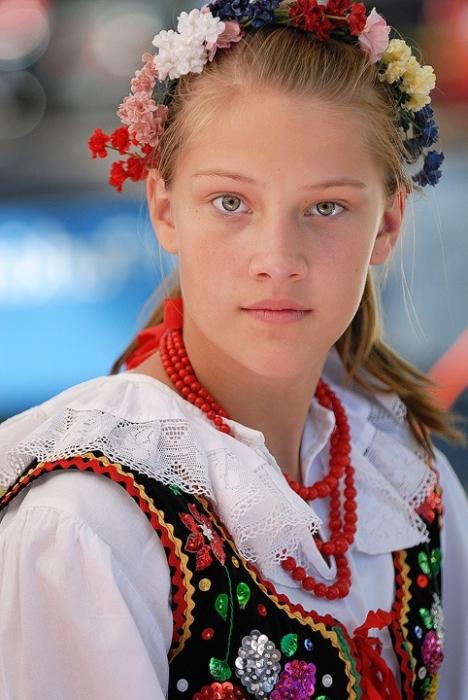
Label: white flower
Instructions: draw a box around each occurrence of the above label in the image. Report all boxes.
[177,8,225,45]
[152,8,225,81]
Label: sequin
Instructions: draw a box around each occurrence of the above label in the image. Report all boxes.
[304,638,314,652]
[315,697,331,700]
[419,607,434,629]
[199,578,212,592]
[232,556,240,568]
[418,552,431,575]
[210,658,232,682]
[431,593,445,642]
[417,667,427,680]
[177,678,189,692]
[215,593,229,621]
[430,547,441,574]
[193,682,248,700]
[321,674,333,688]
[257,604,267,617]
[280,633,298,658]
[235,630,281,699]
[237,582,251,610]
[270,660,316,700]
[202,628,215,641]
[414,626,423,639]
[417,574,428,588]
[422,630,444,675]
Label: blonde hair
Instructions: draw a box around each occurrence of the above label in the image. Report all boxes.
[112,26,464,453]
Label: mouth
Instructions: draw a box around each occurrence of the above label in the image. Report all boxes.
[241,307,312,325]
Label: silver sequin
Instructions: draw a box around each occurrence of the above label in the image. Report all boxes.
[322,674,333,688]
[176,678,189,692]
[418,667,427,680]
[431,593,445,643]
[235,630,282,699]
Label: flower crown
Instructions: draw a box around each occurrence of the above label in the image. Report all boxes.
[88,0,444,192]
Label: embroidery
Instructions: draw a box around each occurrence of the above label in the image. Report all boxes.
[0,451,444,699]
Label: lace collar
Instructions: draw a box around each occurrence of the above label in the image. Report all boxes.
[0,350,436,583]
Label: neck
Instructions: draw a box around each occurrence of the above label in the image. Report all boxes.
[182,317,325,483]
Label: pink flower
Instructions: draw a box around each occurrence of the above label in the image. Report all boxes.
[358,8,390,63]
[206,21,243,61]
[130,52,159,94]
[117,93,168,147]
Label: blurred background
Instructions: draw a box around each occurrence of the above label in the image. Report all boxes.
[0,0,467,486]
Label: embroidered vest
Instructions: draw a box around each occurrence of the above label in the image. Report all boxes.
[0,451,444,700]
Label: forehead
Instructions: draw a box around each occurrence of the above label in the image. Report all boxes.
[176,89,379,186]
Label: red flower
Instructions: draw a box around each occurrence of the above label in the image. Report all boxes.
[110,126,131,154]
[180,502,226,570]
[346,2,367,35]
[289,0,333,40]
[109,161,128,192]
[88,128,109,159]
[193,682,247,700]
[325,0,352,16]
[126,154,149,182]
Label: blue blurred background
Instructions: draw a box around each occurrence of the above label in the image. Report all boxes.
[0,0,467,485]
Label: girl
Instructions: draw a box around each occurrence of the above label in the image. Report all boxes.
[0,2,466,699]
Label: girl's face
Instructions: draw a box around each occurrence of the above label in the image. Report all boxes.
[148,89,404,381]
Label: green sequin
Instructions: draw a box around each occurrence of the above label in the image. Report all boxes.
[214,593,229,621]
[280,633,298,657]
[168,484,182,496]
[209,658,232,681]
[418,552,431,575]
[419,608,434,629]
[315,696,331,700]
[421,677,431,694]
[236,582,251,610]
[430,547,441,574]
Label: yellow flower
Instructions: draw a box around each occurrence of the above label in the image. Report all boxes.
[379,39,413,84]
[401,58,436,110]
[381,39,412,66]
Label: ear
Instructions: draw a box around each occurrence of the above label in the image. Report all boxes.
[370,188,406,265]
[146,170,179,254]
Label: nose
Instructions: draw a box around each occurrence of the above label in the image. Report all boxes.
[248,216,308,283]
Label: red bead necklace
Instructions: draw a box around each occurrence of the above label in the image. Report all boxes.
[157,303,357,600]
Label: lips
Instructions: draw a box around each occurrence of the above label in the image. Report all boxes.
[243,298,310,311]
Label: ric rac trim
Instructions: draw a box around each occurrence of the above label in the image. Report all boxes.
[0,452,195,660]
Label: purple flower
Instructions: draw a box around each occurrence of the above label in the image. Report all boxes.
[412,150,444,187]
[270,660,316,700]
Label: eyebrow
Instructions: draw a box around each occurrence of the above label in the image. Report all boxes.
[191,169,367,190]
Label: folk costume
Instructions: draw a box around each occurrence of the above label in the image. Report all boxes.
[0,330,467,699]
[1,2,465,698]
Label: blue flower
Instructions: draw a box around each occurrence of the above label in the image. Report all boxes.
[208,0,252,21]
[414,106,439,148]
[208,0,280,27]
[412,150,444,187]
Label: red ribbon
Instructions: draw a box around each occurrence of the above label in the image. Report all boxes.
[125,297,183,370]
[353,610,402,700]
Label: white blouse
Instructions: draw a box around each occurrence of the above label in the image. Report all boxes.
[0,350,466,699]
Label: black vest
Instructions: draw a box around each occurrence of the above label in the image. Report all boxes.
[0,450,444,700]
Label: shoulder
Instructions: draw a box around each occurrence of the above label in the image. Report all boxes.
[0,372,222,497]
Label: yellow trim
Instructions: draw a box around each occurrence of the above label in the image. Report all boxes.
[396,550,416,682]
[87,453,196,661]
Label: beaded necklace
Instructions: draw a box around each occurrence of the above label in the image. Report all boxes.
[132,297,358,600]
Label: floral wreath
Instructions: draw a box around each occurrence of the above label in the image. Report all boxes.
[88,0,444,192]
